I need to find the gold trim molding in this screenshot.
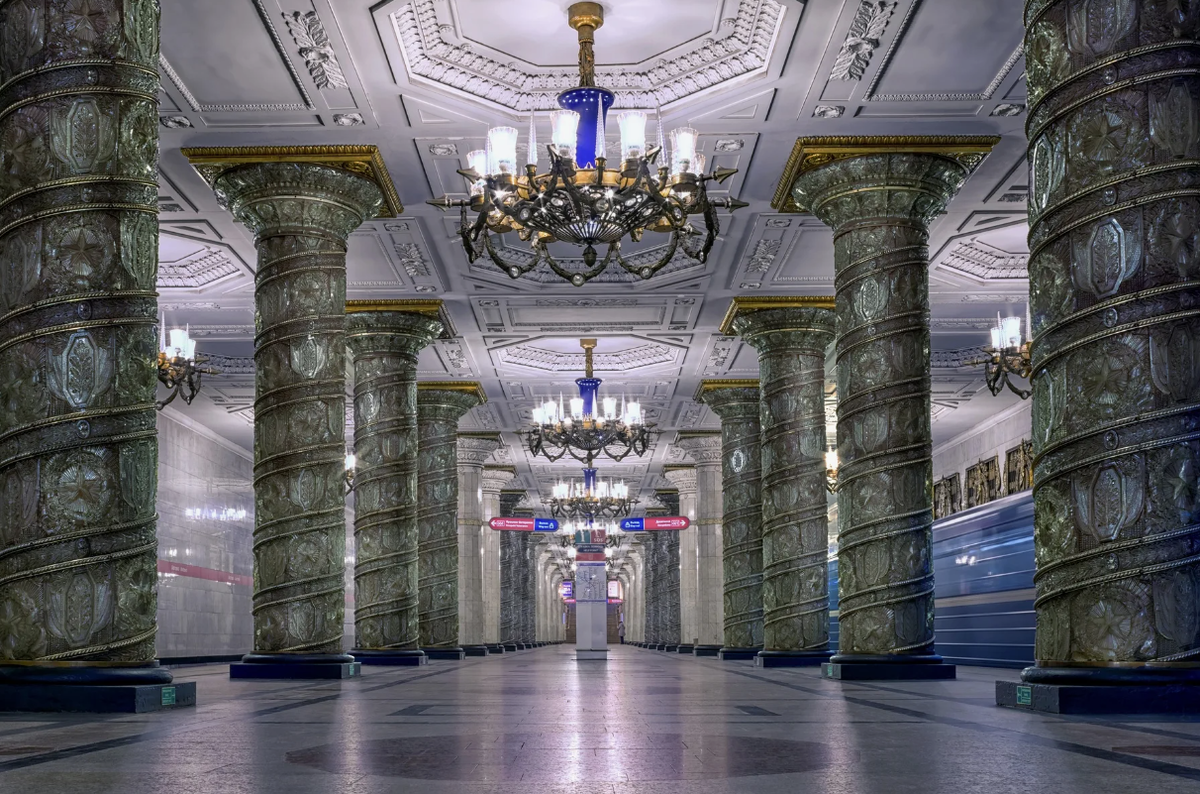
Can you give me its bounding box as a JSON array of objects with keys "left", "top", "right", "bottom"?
[
  {"left": 719, "top": 295, "right": 837, "bottom": 335},
  {"left": 694, "top": 378, "right": 759, "bottom": 402},
  {"left": 661, "top": 464, "right": 697, "bottom": 473},
  {"left": 345, "top": 298, "right": 454, "bottom": 337},
  {"left": 181, "top": 144, "right": 403, "bottom": 217},
  {"left": 418, "top": 381, "right": 487, "bottom": 404},
  {"left": 770, "top": 135, "right": 1001, "bottom": 212}
]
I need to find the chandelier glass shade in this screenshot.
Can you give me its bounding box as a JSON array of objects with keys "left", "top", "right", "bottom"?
[
  {"left": 156, "top": 320, "right": 217, "bottom": 410},
  {"left": 525, "top": 340, "right": 655, "bottom": 465},
  {"left": 973, "top": 310, "right": 1032, "bottom": 400},
  {"left": 427, "top": 3, "right": 746, "bottom": 286}
]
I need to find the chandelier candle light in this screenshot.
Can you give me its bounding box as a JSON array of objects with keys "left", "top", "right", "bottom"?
[
  {"left": 156, "top": 319, "right": 218, "bottom": 410},
  {"left": 971, "top": 306, "right": 1033, "bottom": 399},
  {"left": 428, "top": 2, "right": 747, "bottom": 286},
  {"left": 526, "top": 339, "right": 654, "bottom": 464}
]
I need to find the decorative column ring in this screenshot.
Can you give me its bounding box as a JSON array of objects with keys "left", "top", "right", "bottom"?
[
  {"left": 724, "top": 297, "right": 836, "bottom": 667},
  {"left": 696, "top": 380, "right": 764, "bottom": 660},
  {"left": 184, "top": 147, "right": 398, "bottom": 677},
  {"left": 344, "top": 301, "right": 444, "bottom": 666},
  {"left": 782, "top": 136, "right": 995, "bottom": 680},
  {"left": 417, "top": 382, "right": 485, "bottom": 660}
]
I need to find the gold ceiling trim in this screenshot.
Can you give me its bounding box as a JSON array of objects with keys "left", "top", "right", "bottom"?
[
  {"left": 719, "top": 295, "right": 837, "bottom": 335},
  {"left": 693, "top": 378, "right": 759, "bottom": 402},
  {"left": 180, "top": 144, "right": 403, "bottom": 217},
  {"left": 770, "top": 135, "right": 1001, "bottom": 213},
  {"left": 417, "top": 381, "right": 487, "bottom": 404},
  {"left": 344, "top": 298, "right": 454, "bottom": 337}
]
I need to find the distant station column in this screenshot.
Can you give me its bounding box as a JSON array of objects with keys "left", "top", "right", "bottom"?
[
  {"left": 513, "top": 505, "right": 538, "bottom": 647},
  {"left": 696, "top": 381, "right": 764, "bottom": 660},
  {"left": 675, "top": 433, "right": 726, "bottom": 656},
  {"left": 417, "top": 382, "right": 485, "bottom": 660},
  {"left": 644, "top": 532, "right": 661, "bottom": 648},
  {"left": 784, "top": 135, "right": 995, "bottom": 680},
  {"left": 344, "top": 302, "right": 443, "bottom": 667},
  {"left": 992, "top": 0, "right": 1200, "bottom": 712},
  {"left": 186, "top": 146, "right": 402, "bottom": 680},
  {"left": 0, "top": 0, "right": 192, "bottom": 711},
  {"left": 725, "top": 298, "right": 836, "bottom": 668},
  {"left": 663, "top": 468, "right": 699, "bottom": 652},
  {"left": 456, "top": 434, "right": 501, "bottom": 657},
  {"left": 481, "top": 468, "right": 516, "bottom": 652},
  {"left": 653, "top": 495, "right": 682, "bottom": 652},
  {"left": 499, "top": 490, "right": 525, "bottom": 650}
]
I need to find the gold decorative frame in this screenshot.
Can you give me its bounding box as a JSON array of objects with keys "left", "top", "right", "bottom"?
[
  {"left": 693, "top": 379, "right": 759, "bottom": 402},
  {"left": 719, "top": 295, "right": 836, "bottom": 335},
  {"left": 181, "top": 144, "right": 403, "bottom": 217},
  {"left": 418, "top": 381, "right": 487, "bottom": 404}
]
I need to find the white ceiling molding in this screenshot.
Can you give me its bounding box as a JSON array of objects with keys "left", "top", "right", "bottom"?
[
  {"left": 388, "top": 0, "right": 786, "bottom": 111},
  {"left": 496, "top": 342, "right": 680, "bottom": 374},
  {"left": 941, "top": 240, "right": 1028, "bottom": 280}
]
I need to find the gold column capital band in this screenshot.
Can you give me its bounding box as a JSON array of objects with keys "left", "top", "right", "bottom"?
[{"left": 719, "top": 296, "right": 837, "bottom": 335}]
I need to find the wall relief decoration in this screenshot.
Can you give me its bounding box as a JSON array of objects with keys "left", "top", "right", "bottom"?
[{"left": 965, "top": 456, "right": 1001, "bottom": 508}]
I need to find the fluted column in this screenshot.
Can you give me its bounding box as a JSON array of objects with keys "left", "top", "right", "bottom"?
[
  {"left": 676, "top": 433, "right": 725, "bottom": 655},
  {"left": 788, "top": 136, "right": 994, "bottom": 679},
  {"left": 456, "top": 433, "right": 500, "bottom": 656},
  {"left": 664, "top": 468, "right": 699, "bottom": 651},
  {"left": 1009, "top": 0, "right": 1200, "bottom": 701},
  {"left": 697, "top": 381, "right": 763, "bottom": 659},
  {"left": 481, "top": 468, "right": 515, "bottom": 651},
  {"left": 0, "top": 0, "right": 175, "bottom": 695},
  {"left": 499, "top": 490, "right": 523, "bottom": 649},
  {"left": 345, "top": 304, "right": 442, "bottom": 666},
  {"left": 417, "top": 383, "right": 484, "bottom": 659},
  {"left": 727, "top": 300, "right": 836, "bottom": 667},
  {"left": 192, "top": 150, "right": 391, "bottom": 677}
]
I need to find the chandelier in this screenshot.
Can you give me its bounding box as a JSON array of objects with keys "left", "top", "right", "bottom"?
[
  {"left": 156, "top": 321, "right": 217, "bottom": 410},
  {"left": 972, "top": 311, "right": 1032, "bottom": 400},
  {"left": 526, "top": 339, "right": 654, "bottom": 464},
  {"left": 427, "top": 2, "right": 747, "bottom": 286},
  {"left": 825, "top": 449, "right": 839, "bottom": 494},
  {"left": 546, "top": 467, "right": 636, "bottom": 520}
]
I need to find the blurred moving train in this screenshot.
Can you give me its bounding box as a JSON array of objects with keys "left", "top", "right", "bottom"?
[{"left": 830, "top": 490, "right": 1035, "bottom": 668}]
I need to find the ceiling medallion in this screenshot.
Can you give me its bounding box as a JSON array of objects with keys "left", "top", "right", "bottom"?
[
  {"left": 428, "top": 3, "right": 747, "bottom": 286},
  {"left": 525, "top": 339, "right": 655, "bottom": 466}
]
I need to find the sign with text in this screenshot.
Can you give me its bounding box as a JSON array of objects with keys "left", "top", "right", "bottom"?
[
  {"left": 574, "top": 543, "right": 606, "bottom": 562},
  {"left": 618, "top": 516, "right": 691, "bottom": 531},
  {"left": 488, "top": 517, "right": 559, "bottom": 532},
  {"left": 560, "top": 581, "right": 573, "bottom": 599},
  {"left": 575, "top": 562, "right": 606, "bottom": 602}
]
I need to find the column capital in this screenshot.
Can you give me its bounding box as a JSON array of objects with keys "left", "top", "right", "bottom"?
[
  {"left": 719, "top": 296, "right": 834, "bottom": 334},
  {"left": 723, "top": 300, "right": 836, "bottom": 357},
  {"left": 182, "top": 144, "right": 402, "bottom": 216},
  {"left": 482, "top": 466, "right": 517, "bottom": 494},
  {"left": 499, "top": 490, "right": 527, "bottom": 516},
  {"left": 775, "top": 136, "right": 997, "bottom": 231},
  {"left": 674, "top": 432, "right": 724, "bottom": 465},
  {"left": 654, "top": 489, "right": 681, "bottom": 515},
  {"left": 662, "top": 466, "right": 698, "bottom": 494},
  {"left": 457, "top": 433, "right": 502, "bottom": 466},
  {"left": 345, "top": 308, "right": 444, "bottom": 358},
  {"left": 418, "top": 382, "right": 486, "bottom": 421},
  {"left": 694, "top": 380, "right": 759, "bottom": 421}
]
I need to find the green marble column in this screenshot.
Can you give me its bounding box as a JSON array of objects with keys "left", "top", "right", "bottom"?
[
  {"left": 644, "top": 532, "right": 660, "bottom": 647},
  {"left": 416, "top": 383, "right": 484, "bottom": 659},
  {"left": 696, "top": 380, "right": 764, "bottom": 659},
  {"left": 1018, "top": 0, "right": 1200, "bottom": 692},
  {"left": 499, "top": 489, "right": 523, "bottom": 649},
  {"left": 186, "top": 149, "right": 393, "bottom": 677},
  {"left": 663, "top": 467, "right": 698, "bottom": 651},
  {"left": 0, "top": 0, "right": 169, "bottom": 690},
  {"left": 726, "top": 298, "right": 836, "bottom": 667},
  {"left": 655, "top": 492, "right": 682, "bottom": 650},
  {"left": 787, "top": 136, "right": 994, "bottom": 678},
  {"left": 514, "top": 507, "right": 537, "bottom": 646},
  {"left": 344, "top": 303, "right": 443, "bottom": 666}
]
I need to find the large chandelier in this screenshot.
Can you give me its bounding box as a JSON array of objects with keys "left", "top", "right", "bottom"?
[
  {"left": 546, "top": 468, "right": 636, "bottom": 520},
  {"left": 427, "top": 2, "right": 747, "bottom": 286},
  {"left": 972, "top": 310, "right": 1032, "bottom": 399},
  {"left": 156, "top": 321, "right": 218, "bottom": 410},
  {"left": 526, "top": 339, "right": 654, "bottom": 464}
]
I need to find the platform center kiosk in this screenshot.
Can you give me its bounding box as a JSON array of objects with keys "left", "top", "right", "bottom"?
[{"left": 573, "top": 527, "right": 609, "bottom": 660}]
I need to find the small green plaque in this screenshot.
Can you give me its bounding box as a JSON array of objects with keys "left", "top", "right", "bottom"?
[
  {"left": 161, "top": 686, "right": 176, "bottom": 706},
  {"left": 1015, "top": 685, "right": 1032, "bottom": 706}
]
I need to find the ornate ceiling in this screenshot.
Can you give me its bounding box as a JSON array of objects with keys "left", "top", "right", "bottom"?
[{"left": 156, "top": 0, "right": 1031, "bottom": 503}]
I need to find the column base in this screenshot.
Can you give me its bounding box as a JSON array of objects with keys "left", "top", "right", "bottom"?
[
  {"left": 485, "top": 644, "right": 506, "bottom": 654},
  {"left": 996, "top": 665, "right": 1200, "bottom": 714},
  {"left": 676, "top": 644, "right": 695, "bottom": 654},
  {"left": 462, "top": 645, "right": 490, "bottom": 657},
  {"left": 719, "top": 647, "right": 760, "bottom": 661},
  {"left": 503, "top": 643, "right": 519, "bottom": 652},
  {"left": 350, "top": 649, "right": 428, "bottom": 667},
  {"left": 661, "top": 645, "right": 679, "bottom": 653},
  {"left": 756, "top": 650, "right": 834, "bottom": 668},
  {"left": 0, "top": 681, "right": 196, "bottom": 713},
  {"left": 421, "top": 647, "right": 466, "bottom": 661},
  {"left": 823, "top": 654, "right": 955, "bottom": 681},
  {"left": 230, "top": 653, "right": 361, "bottom": 680},
  {"left": 693, "top": 645, "right": 722, "bottom": 657},
  {"left": 576, "top": 650, "right": 608, "bottom": 660}
]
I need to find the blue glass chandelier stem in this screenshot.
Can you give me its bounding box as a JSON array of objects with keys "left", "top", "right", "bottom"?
[
  {"left": 576, "top": 377, "right": 601, "bottom": 417},
  {"left": 558, "top": 86, "right": 615, "bottom": 169}
]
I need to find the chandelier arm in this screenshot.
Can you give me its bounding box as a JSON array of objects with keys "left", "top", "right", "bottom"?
[
  {"left": 484, "top": 232, "right": 545, "bottom": 278},
  {"left": 1005, "top": 376, "right": 1033, "bottom": 400},
  {"left": 614, "top": 230, "right": 680, "bottom": 279},
  {"left": 542, "top": 242, "right": 613, "bottom": 285}
]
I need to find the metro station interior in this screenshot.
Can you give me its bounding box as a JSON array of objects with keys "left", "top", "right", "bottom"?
[{"left": 1, "top": 0, "right": 1199, "bottom": 791}]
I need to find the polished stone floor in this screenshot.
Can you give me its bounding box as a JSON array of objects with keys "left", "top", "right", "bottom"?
[{"left": 2, "top": 646, "right": 1199, "bottom": 793}]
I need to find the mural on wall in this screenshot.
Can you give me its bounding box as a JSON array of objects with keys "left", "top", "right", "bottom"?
[
  {"left": 965, "top": 456, "right": 1002, "bottom": 509},
  {"left": 933, "top": 473, "right": 962, "bottom": 520},
  {"left": 1005, "top": 439, "right": 1033, "bottom": 495}
]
